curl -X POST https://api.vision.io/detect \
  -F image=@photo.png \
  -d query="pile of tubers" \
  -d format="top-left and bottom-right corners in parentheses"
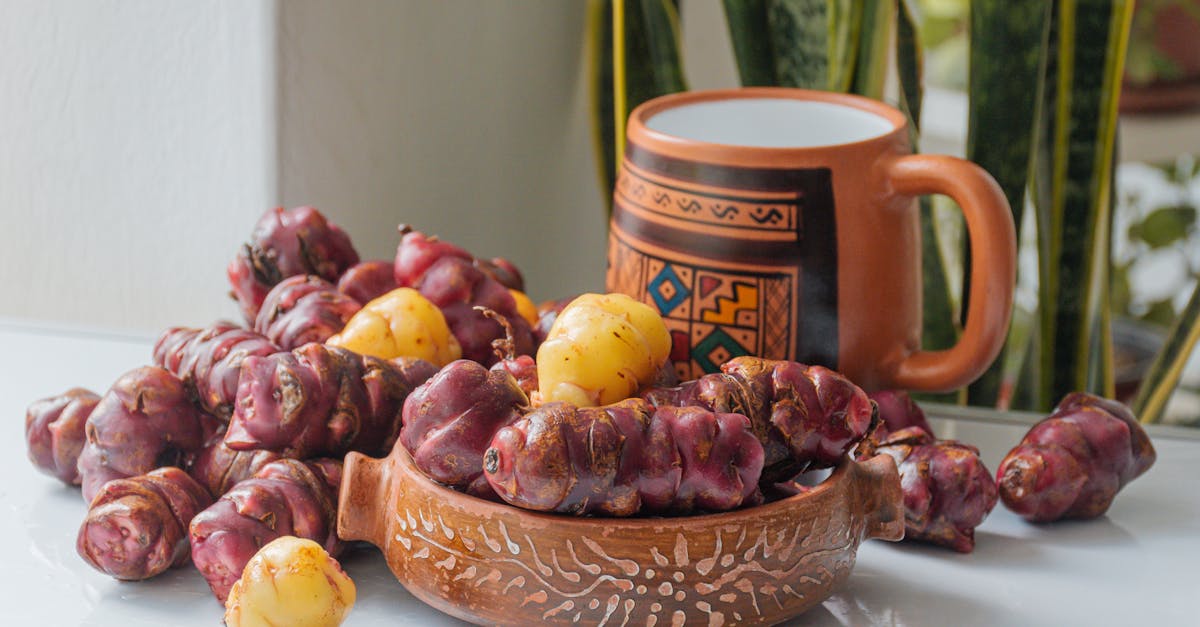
top-left (23, 206), bottom-right (1159, 625)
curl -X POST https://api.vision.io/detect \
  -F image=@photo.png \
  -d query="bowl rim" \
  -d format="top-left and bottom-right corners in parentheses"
top-left (390, 445), bottom-right (857, 529)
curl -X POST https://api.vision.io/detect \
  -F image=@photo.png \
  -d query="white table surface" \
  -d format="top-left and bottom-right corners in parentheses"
top-left (3, 320), bottom-right (1198, 626)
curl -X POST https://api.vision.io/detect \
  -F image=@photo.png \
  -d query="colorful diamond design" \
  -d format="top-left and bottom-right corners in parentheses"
top-left (693, 327), bottom-right (751, 373)
top-left (648, 264), bottom-right (690, 316)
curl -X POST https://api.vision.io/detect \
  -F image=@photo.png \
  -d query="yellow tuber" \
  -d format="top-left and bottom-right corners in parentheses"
top-left (536, 293), bottom-right (670, 407)
top-left (224, 536), bottom-right (356, 627)
top-left (509, 289), bottom-right (539, 327)
top-left (327, 287), bottom-right (461, 366)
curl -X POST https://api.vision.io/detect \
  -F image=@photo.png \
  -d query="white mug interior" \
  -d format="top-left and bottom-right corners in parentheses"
top-left (644, 97), bottom-right (895, 148)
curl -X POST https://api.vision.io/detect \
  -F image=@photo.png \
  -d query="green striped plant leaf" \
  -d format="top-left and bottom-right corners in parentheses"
top-left (1133, 281), bottom-right (1200, 424)
top-left (963, 0), bottom-right (1053, 407)
top-left (589, 0), bottom-right (687, 213)
top-left (722, 0), bottom-right (775, 86)
top-left (895, 0), bottom-right (923, 133)
top-left (851, 0), bottom-right (893, 100)
top-left (1029, 0), bottom-right (1134, 410)
top-left (723, 0), bottom-right (890, 95)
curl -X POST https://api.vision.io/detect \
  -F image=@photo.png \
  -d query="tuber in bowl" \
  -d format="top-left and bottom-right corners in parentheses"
top-left (338, 444), bottom-right (903, 626)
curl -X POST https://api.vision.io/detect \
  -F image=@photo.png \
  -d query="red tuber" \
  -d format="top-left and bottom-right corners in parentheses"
top-left (867, 426), bottom-right (998, 553)
top-left (484, 400), bottom-right (764, 516)
top-left (336, 259), bottom-right (399, 304)
top-left (996, 392), bottom-right (1156, 522)
top-left (644, 357), bottom-right (875, 481)
top-left (77, 467), bottom-right (212, 581)
top-left (225, 344), bottom-right (437, 458)
top-left (186, 441), bottom-right (286, 499)
top-left (868, 389), bottom-right (934, 437)
top-left (153, 323), bottom-right (280, 421)
top-left (26, 388), bottom-right (100, 485)
top-left (253, 275), bottom-right (361, 351)
top-left (400, 359), bottom-right (528, 496)
top-left (77, 367), bottom-right (215, 501)
top-left (227, 206), bottom-right (359, 324)
top-left (393, 227), bottom-right (535, 365)
top-left (189, 459), bottom-right (342, 603)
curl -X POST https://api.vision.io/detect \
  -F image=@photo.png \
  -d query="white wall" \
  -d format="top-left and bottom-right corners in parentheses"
top-left (0, 0), bottom-right (275, 333)
top-left (275, 1), bottom-right (605, 304)
top-left (0, 0), bottom-right (738, 334)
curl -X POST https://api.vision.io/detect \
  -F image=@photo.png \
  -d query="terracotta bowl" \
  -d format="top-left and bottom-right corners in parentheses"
top-left (338, 447), bottom-right (903, 626)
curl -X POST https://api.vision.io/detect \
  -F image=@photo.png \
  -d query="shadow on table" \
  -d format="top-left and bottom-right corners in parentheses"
top-left (983, 516), bottom-right (1137, 551)
top-left (784, 564), bottom-right (998, 626)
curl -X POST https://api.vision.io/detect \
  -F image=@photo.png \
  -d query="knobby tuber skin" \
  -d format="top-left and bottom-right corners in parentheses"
top-left (187, 442), bottom-right (286, 499)
top-left (254, 275), bottom-right (362, 351)
top-left (400, 359), bottom-right (528, 496)
top-left (77, 467), bottom-right (213, 581)
top-left (485, 401), bottom-right (765, 516)
top-left (401, 356), bottom-right (870, 503)
top-left (225, 344), bottom-right (437, 458)
top-left (153, 323), bottom-right (280, 421)
top-left (393, 228), bottom-right (535, 365)
top-left (336, 260), bottom-right (398, 305)
top-left (868, 390), bottom-right (934, 438)
top-left (77, 367), bottom-right (214, 502)
top-left (644, 357), bottom-right (875, 481)
top-left (475, 256), bottom-right (525, 292)
top-left (868, 426), bottom-right (998, 553)
top-left (534, 295), bottom-right (578, 345)
top-left (490, 354), bottom-right (538, 398)
top-left (189, 459), bottom-right (342, 603)
top-left (536, 293), bottom-right (672, 407)
top-left (227, 206), bottom-right (360, 324)
top-left (326, 287), bottom-right (462, 366)
top-left (223, 536), bottom-right (356, 627)
top-left (997, 392), bottom-right (1156, 522)
top-left (26, 388), bottom-right (99, 485)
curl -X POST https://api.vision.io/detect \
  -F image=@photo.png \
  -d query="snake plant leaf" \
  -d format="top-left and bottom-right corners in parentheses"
top-left (963, 0), bottom-right (1052, 407)
top-left (722, 0), bottom-right (776, 86)
top-left (589, 0), bottom-right (687, 212)
top-left (851, 0), bottom-right (893, 99)
top-left (895, 0), bottom-right (923, 132)
top-left (1030, 0), bottom-right (1134, 410)
top-left (725, 0), bottom-right (880, 94)
top-left (765, 0), bottom-right (837, 89)
top-left (966, 0), bottom-right (1052, 244)
top-left (1133, 280), bottom-right (1200, 424)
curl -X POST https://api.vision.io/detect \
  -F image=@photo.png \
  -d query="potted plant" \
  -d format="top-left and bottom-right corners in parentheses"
top-left (587, 0), bottom-right (1200, 423)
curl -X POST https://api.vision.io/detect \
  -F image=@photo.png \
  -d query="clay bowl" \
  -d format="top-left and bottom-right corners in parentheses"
top-left (338, 447), bottom-right (903, 626)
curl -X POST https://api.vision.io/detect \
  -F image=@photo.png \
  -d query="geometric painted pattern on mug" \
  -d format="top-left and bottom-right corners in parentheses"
top-left (699, 279), bottom-right (759, 327)
top-left (616, 165), bottom-right (798, 232)
top-left (606, 218), bottom-right (801, 378)
top-left (647, 263), bottom-right (690, 317)
top-left (692, 325), bottom-right (754, 374)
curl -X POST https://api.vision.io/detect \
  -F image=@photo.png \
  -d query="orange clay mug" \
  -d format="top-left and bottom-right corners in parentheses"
top-left (606, 88), bottom-right (1016, 392)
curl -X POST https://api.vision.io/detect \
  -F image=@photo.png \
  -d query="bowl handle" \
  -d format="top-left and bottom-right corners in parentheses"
top-left (338, 451), bottom-right (391, 547)
top-left (851, 453), bottom-right (905, 542)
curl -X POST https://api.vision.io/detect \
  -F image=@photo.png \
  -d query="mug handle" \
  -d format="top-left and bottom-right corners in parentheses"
top-left (885, 154), bottom-right (1016, 392)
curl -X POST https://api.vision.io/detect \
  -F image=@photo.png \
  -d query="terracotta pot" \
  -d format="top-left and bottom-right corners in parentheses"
top-left (606, 88), bottom-right (1016, 393)
top-left (338, 445), bottom-right (904, 626)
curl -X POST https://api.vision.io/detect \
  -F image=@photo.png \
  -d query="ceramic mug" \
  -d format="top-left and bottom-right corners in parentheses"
top-left (606, 88), bottom-right (1016, 392)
